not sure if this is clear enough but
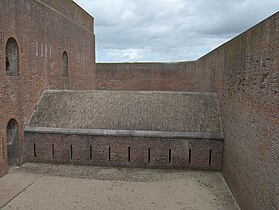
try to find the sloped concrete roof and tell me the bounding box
[26,90,223,138]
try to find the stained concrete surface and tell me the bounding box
[0,163,239,210]
[0,170,41,208]
[28,90,222,133]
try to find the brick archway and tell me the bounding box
[6,38,19,76]
[62,51,68,77]
[6,119,18,166]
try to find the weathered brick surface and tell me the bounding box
[0,137,5,177]
[39,0,94,32]
[28,90,222,133]
[196,12,279,210]
[96,62,199,92]
[96,12,279,210]
[0,1,278,209]
[23,89,223,171]
[24,133,223,171]
[0,0,95,177]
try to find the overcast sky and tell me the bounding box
[73,0,278,63]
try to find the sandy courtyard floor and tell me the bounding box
[0,163,239,210]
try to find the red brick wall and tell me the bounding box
[24,132,223,171]
[97,12,278,209]
[0,0,95,177]
[96,62,200,92]
[0,137,5,177]
[39,0,94,32]
[197,12,279,210]
[0,2,277,209]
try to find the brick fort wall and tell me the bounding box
[0,2,278,210]
[24,132,223,171]
[0,0,95,177]
[96,12,278,210]
[197,12,279,210]
[96,62,200,92]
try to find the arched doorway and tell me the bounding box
[6,38,19,76]
[6,119,18,166]
[62,51,68,77]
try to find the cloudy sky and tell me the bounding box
[73,0,278,62]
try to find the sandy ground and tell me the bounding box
[0,163,239,210]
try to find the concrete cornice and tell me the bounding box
[25,127,224,140]
[44,89,218,97]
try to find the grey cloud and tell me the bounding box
[74,0,279,62]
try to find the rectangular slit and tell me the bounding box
[2,138,4,158]
[109,146,111,161]
[0,32,2,50]
[169,149,172,163]
[189,149,191,165]
[89,146,92,160]
[70,145,73,159]
[128,147,131,162]
[148,148,151,163]
[209,149,212,166]
[52,144,54,159]
[33,143,36,157]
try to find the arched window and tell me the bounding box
[6,38,19,76]
[62,51,68,77]
[6,119,18,166]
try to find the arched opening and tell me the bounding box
[62,51,68,77]
[6,119,18,166]
[6,38,19,76]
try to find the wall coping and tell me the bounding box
[44,89,218,97]
[25,127,224,140]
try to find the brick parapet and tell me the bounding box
[24,132,223,171]
[96,62,199,92]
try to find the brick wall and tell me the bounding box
[0,137,5,177]
[197,12,279,210]
[0,1,277,209]
[38,0,94,32]
[96,62,200,92]
[0,0,95,177]
[97,12,278,209]
[24,132,223,171]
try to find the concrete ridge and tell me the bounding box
[96,61,196,64]
[44,89,218,97]
[25,127,224,140]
